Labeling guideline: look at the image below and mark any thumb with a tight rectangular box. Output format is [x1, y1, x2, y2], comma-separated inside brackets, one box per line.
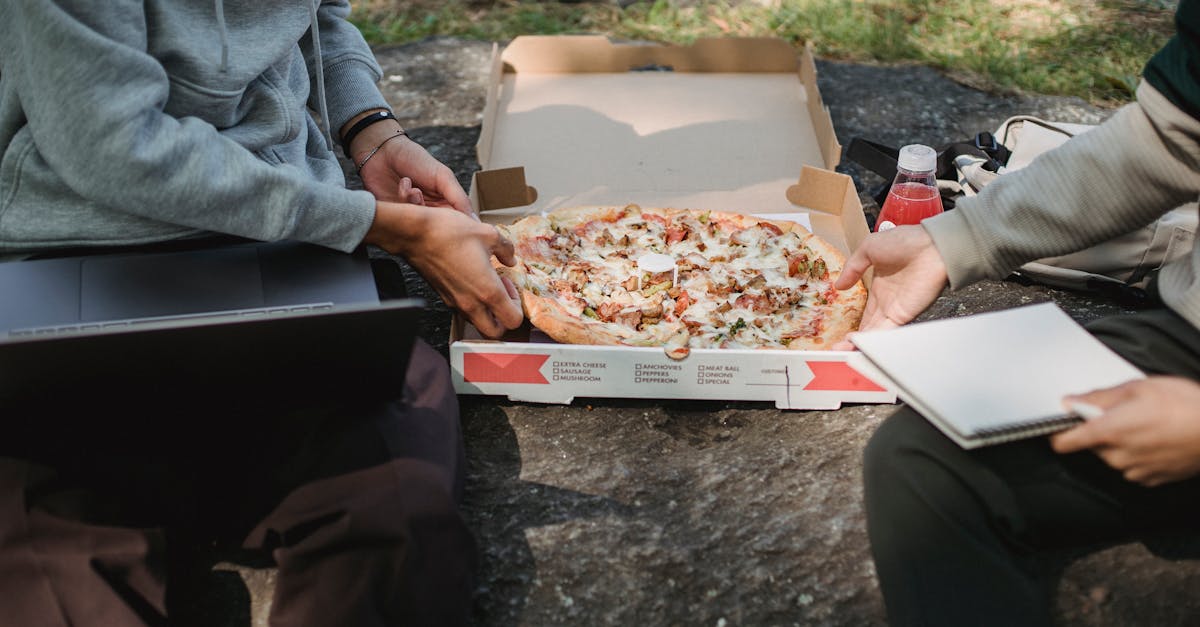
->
[1052, 381, 1141, 453]
[1063, 380, 1140, 412]
[438, 170, 474, 218]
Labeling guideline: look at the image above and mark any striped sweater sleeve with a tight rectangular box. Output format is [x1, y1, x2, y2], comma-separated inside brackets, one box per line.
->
[922, 81, 1200, 290]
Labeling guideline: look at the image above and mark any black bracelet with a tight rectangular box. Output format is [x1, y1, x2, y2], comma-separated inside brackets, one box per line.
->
[341, 110, 398, 159]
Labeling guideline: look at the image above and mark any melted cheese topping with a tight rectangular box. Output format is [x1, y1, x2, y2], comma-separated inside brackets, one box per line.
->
[517, 206, 836, 349]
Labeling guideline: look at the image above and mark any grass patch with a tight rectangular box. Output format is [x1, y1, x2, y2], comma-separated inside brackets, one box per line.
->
[350, 0, 1175, 104]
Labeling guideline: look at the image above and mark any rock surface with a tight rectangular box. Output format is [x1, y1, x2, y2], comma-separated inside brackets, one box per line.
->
[372, 37, 1200, 627]
[205, 37, 1200, 626]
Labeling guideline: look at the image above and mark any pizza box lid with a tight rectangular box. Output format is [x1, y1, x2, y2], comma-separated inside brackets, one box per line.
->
[469, 35, 865, 258]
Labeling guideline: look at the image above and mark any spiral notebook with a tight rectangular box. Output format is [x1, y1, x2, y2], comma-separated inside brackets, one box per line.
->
[850, 303, 1145, 448]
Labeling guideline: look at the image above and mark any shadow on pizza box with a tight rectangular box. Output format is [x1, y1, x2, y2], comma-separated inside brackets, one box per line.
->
[450, 36, 898, 409]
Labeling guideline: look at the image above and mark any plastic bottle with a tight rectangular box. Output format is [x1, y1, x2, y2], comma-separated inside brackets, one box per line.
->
[874, 144, 943, 232]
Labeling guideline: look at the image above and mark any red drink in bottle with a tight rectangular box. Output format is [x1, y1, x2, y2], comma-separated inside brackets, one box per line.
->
[875, 144, 943, 232]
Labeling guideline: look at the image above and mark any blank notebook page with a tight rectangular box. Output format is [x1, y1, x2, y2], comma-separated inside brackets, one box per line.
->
[850, 303, 1145, 442]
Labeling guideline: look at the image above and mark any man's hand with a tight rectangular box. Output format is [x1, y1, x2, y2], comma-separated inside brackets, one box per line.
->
[365, 201, 523, 338]
[832, 225, 949, 348]
[345, 111, 473, 217]
[358, 135, 473, 216]
[1052, 376, 1200, 487]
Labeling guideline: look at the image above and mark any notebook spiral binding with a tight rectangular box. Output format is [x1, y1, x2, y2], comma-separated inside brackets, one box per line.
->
[972, 414, 1084, 444]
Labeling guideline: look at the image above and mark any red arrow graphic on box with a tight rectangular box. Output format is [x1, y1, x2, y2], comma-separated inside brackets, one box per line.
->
[463, 353, 550, 384]
[803, 361, 887, 392]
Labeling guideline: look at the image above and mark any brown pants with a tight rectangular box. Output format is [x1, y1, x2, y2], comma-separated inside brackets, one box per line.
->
[0, 340, 474, 626]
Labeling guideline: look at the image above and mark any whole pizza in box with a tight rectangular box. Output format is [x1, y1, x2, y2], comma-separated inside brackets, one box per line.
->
[496, 205, 865, 357]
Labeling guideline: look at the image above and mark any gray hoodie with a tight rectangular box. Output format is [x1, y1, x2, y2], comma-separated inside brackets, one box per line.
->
[0, 0, 389, 253]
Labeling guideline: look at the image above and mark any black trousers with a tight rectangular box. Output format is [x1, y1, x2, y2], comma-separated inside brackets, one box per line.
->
[864, 307, 1200, 626]
[0, 339, 475, 627]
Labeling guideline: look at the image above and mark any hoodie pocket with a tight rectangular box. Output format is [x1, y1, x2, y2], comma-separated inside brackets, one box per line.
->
[166, 75, 249, 130]
[0, 126, 36, 228]
[166, 62, 299, 153]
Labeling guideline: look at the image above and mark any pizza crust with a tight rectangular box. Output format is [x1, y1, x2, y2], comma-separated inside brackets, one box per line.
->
[799, 228, 868, 347]
[522, 290, 627, 345]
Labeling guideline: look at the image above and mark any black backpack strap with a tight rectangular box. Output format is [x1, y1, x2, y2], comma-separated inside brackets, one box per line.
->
[846, 138, 901, 180]
[849, 134, 1011, 181]
[938, 132, 1011, 176]
[846, 138, 904, 208]
[937, 133, 1011, 177]
[846, 133, 1013, 211]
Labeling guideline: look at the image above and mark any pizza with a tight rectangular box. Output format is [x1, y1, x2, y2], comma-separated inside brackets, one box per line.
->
[495, 205, 866, 357]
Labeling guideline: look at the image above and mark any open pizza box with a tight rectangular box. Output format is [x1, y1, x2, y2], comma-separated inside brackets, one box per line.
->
[450, 35, 897, 409]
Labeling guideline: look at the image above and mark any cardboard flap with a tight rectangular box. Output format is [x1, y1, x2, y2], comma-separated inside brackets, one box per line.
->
[501, 36, 799, 74]
[473, 167, 539, 212]
[787, 165, 870, 257]
[799, 44, 841, 169]
[787, 166, 849, 214]
[477, 43, 504, 168]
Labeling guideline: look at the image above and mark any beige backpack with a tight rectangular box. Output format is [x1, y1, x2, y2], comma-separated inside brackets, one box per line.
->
[849, 117, 1197, 302]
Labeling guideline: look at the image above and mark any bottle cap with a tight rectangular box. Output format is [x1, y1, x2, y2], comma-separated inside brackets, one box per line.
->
[897, 144, 937, 173]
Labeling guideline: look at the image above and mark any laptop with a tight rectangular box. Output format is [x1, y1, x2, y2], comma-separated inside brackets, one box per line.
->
[0, 240, 423, 414]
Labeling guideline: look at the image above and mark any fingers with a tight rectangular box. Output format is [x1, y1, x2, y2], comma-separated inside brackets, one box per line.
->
[485, 279, 525, 330]
[1093, 447, 1168, 487]
[398, 178, 425, 205]
[1087, 445, 1163, 487]
[461, 275, 524, 338]
[1049, 423, 1099, 454]
[835, 246, 871, 290]
[1048, 377, 1200, 486]
[385, 139, 473, 216]
[429, 165, 473, 217]
[1051, 381, 1142, 453]
[501, 274, 519, 300]
[491, 225, 517, 267]
[1064, 380, 1139, 411]
[441, 174, 473, 217]
[452, 222, 523, 338]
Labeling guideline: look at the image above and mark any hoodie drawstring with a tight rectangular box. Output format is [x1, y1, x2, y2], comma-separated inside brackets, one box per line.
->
[213, 0, 336, 154]
[308, 0, 335, 153]
[214, 0, 229, 72]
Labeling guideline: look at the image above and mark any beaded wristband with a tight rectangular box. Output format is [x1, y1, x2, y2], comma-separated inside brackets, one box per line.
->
[341, 110, 398, 159]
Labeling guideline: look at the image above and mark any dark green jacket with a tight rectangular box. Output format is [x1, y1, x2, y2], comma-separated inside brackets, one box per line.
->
[1145, 0, 1200, 120]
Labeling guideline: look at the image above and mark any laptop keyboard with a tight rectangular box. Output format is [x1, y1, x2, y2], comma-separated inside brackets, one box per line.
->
[8, 302, 335, 337]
